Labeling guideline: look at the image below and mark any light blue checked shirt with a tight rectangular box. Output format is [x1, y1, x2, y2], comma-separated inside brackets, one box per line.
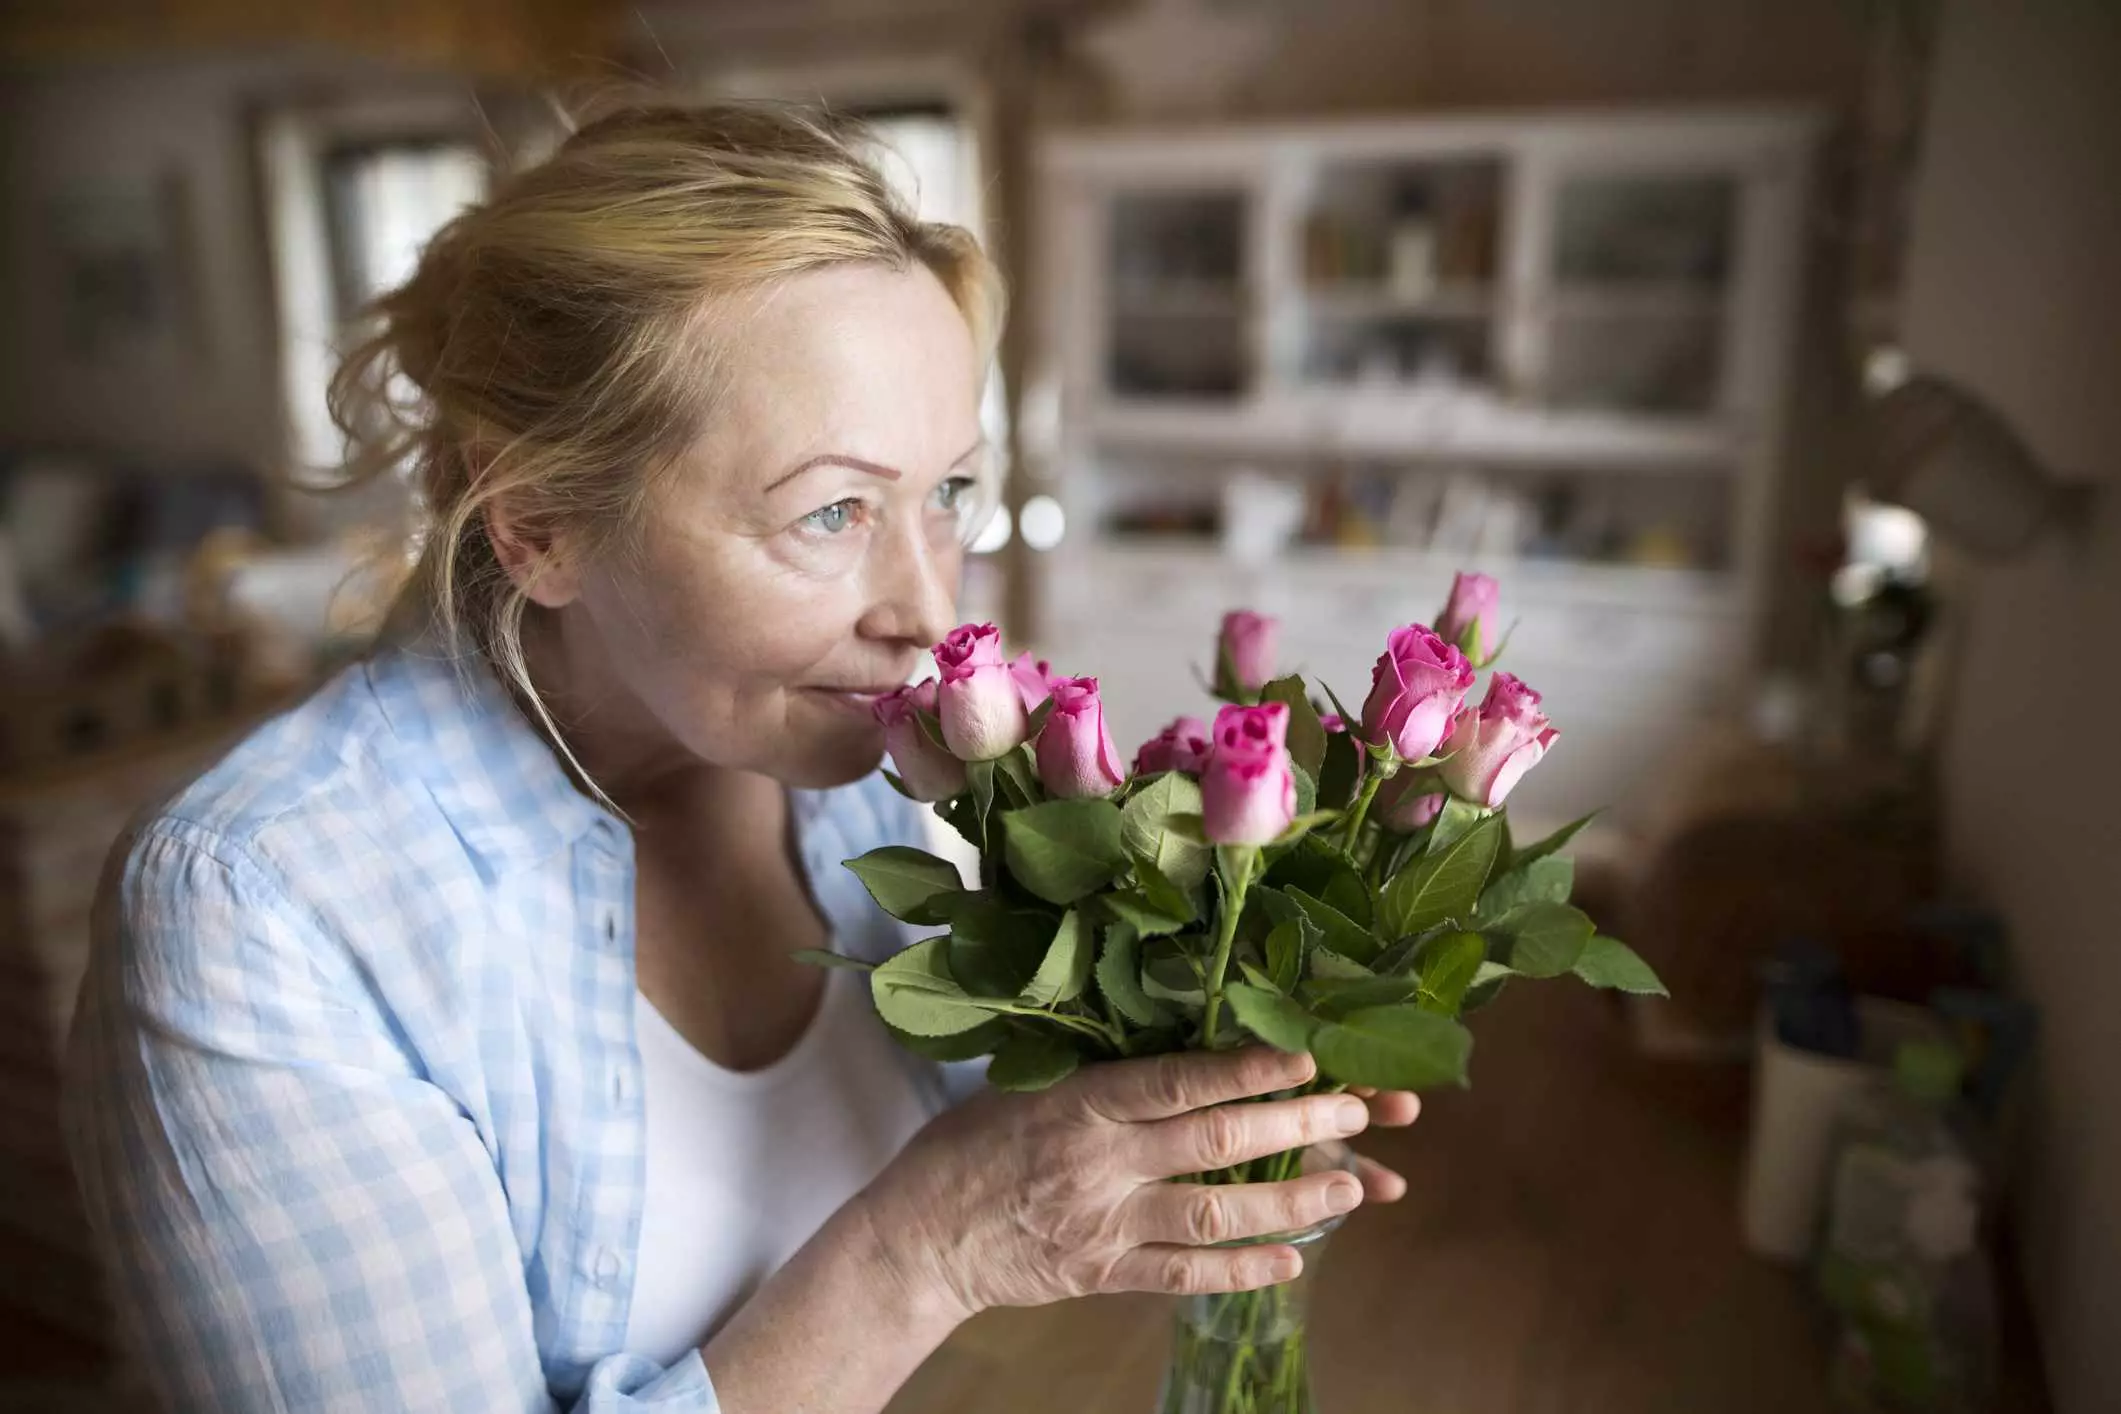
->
[63, 634, 980, 1413]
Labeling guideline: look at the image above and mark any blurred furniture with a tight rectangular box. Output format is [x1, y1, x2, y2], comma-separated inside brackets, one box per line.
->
[1614, 723, 1940, 1055]
[1031, 108, 1819, 836]
[0, 705, 280, 1344]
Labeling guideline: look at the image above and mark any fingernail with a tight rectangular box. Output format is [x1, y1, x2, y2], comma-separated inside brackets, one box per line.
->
[1332, 1099, 1368, 1134]
[1325, 1177, 1362, 1212]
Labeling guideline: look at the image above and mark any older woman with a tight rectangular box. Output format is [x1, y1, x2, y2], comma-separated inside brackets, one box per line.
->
[63, 104, 1418, 1413]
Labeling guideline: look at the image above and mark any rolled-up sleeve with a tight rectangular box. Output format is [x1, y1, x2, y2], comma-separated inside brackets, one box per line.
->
[63, 820, 719, 1413]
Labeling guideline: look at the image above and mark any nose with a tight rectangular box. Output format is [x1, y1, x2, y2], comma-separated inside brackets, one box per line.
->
[860, 517, 959, 650]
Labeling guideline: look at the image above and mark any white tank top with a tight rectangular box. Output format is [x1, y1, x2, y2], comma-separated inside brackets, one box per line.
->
[623, 965, 936, 1365]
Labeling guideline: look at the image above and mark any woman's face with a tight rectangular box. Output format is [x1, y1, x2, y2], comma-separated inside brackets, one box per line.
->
[532, 261, 982, 796]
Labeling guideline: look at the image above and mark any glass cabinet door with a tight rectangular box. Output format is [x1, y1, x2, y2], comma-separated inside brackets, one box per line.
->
[1101, 188, 1252, 401]
[1523, 167, 1743, 418]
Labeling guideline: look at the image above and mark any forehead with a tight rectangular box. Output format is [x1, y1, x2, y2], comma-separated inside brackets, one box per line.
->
[692, 262, 981, 490]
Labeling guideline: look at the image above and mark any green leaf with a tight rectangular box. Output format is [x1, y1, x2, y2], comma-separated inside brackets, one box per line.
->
[947, 894, 1055, 997]
[787, 948, 877, 973]
[871, 937, 1000, 1037]
[1318, 679, 1360, 736]
[1273, 810, 1344, 846]
[1573, 935, 1669, 996]
[1264, 837, 1371, 927]
[967, 758, 997, 839]
[1302, 974, 1425, 1020]
[843, 846, 966, 925]
[1266, 918, 1306, 994]
[1307, 946, 1374, 981]
[1292, 761, 1318, 819]
[1262, 676, 1328, 780]
[1486, 902, 1595, 979]
[1312, 1006, 1473, 1090]
[1095, 922, 1163, 1026]
[1120, 773, 1212, 890]
[1414, 930, 1486, 1015]
[987, 1028, 1082, 1092]
[882, 1014, 1010, 1061]
[1285, 887, 1381, 965]
[1317, 727, 1363, 812]
[993, 745, 1043, 809]
[1378, 813, 1505, 941]
[1225, 982, 1321, 1053]
[1462, 968, 1511, 1014]
[1101, 888, 1191, 940]
[1001, 798, 1128, 905]
[1476, 855, 1575, 921]
[1428, 797, 1488, 851]
[1142, 935, 1207, 1007]
[1132, 864, 1202, 927]
[1508, 811, 1600, 872]
[1021, 909, 1094, 1006]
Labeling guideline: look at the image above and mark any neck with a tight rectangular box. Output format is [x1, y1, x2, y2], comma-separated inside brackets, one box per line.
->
[512, 605, 787, 852]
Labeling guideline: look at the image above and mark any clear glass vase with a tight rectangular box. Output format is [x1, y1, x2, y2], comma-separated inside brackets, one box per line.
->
[1155, 1141, 1357, 1414]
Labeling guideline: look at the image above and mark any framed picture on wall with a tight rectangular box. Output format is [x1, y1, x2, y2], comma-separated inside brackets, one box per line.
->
[50, 171, 198, 365]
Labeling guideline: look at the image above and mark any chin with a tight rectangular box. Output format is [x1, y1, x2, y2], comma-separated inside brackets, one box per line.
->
[775, 729, 889, 792]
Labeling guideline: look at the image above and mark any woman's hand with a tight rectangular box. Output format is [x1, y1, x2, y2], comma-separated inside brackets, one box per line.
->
[855, 1046, 1402, 1323]
[1342, 1085, 1421, 1202]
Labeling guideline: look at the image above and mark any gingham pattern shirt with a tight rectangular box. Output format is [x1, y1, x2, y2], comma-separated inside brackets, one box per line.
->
[63, 635, 979, 1412]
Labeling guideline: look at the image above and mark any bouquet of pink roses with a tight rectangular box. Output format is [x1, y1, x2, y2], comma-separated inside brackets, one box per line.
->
[802, 572, 1665, 1414]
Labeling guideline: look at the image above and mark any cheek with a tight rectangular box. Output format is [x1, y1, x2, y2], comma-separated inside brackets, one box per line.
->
[598, 553, 855, 706]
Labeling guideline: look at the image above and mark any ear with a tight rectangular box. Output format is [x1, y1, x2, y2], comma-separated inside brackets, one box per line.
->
[483, 496, 582, 609]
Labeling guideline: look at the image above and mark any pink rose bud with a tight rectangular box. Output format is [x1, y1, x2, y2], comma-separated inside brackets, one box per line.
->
[1200, 702, 1297, 846]
[1217, 610, 1278, 697]
[1359, 624, 1476, 763]
[1034, 676, 1126, 799]
[1009, 651, 1058, 713]
[1435, 571, 1501, 663]
[874, 681, 967, 802]
[1438, 672, 1558, 808]
[1375, 771, 1445, 832]
[1320, 712, 1347, 734]
[934, 623, 1030, 761]
[1133, 715, 1212, 776]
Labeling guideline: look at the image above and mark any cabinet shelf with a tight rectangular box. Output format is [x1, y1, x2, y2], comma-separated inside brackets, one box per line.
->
[1086, 394, 1744, 469]
[1301, 283, 1495, 321]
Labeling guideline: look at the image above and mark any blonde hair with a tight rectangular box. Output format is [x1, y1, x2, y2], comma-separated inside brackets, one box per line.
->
[325, 101, 1006, 806]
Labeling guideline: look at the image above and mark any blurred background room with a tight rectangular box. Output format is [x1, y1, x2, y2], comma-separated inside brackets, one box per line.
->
[0, 1, 2113, 1410]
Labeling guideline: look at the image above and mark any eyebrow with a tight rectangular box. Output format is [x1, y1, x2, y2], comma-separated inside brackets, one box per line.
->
[765, 440, 985, 494]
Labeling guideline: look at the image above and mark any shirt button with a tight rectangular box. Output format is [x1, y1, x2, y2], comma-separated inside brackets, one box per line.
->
[592, 1248, 623, 1288]
[609, 1066, 633, 1107]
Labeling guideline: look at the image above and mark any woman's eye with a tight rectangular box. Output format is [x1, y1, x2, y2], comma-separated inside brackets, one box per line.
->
[801, 498, 863, 536]
[933, 476, 977, 514]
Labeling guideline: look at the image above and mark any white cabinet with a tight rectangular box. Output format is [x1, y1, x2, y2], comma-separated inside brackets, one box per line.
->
[1029, 109, 1819, 832]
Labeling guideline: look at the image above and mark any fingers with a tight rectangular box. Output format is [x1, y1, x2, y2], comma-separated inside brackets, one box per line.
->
[1125, 1171, 1363, 1248]
[1080, 1045, 1315, 1125]
[1354, 1152, 1408, 1203]
[1132, 1093, 1369, 1180]
[1104, 1242, 1304, 1296]
[1364, 1090, 1423, 1127]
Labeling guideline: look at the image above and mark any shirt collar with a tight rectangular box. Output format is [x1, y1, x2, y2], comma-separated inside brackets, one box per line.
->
[363, 633, 615, 875]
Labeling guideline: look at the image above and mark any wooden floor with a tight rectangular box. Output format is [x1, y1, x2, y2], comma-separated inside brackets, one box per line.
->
[885, 982, 2048, 1414]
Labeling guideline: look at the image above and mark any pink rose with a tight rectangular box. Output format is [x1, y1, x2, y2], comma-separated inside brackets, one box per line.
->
[1320, 713, 1347, 734]
[1035, 676, 1126, 799]
[934, 623, 1029, 761]
[1375, 771, 1444, 833]
[1438, 672, 1558, 808]
[1436, 571, 1500, 663]
[1009, 651, 1058, 713]
[1217, 610, 1278, 697]
[1200, 702, 1297, 846]
[874, 681, 966, 802]
[1359, 624, 1476, 763]
[1133, 715, 1212, 776]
